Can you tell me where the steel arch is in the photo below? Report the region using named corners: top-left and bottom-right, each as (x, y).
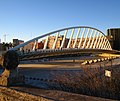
top-left (10, 26), bottom-right (112, 51)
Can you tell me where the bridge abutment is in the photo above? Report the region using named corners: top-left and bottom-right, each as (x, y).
top-left (0, 50), bottom-right (25, 86)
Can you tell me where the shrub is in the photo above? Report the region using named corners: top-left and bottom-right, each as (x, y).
top-left (50, 66), bottom-right (120, 100)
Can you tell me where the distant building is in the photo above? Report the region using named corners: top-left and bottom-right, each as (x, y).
top-left (0, 43), bottom-right (3, 51)
top-left (22, 41), bottom-right (44, 51)
top-left (23, 42), bottom-right (34, 51)
top-left (37, 41), bottom-right (44, 49)
top-left (13, 39), bottom-right (19, 47)
top-left (13, 39), bottom-right (24, 47)
top-left (41, 36), bottom-right (101, 49)
top-left (0, 43), bottom-right (10, 51)
top-left (46, 35), bottom-right (69, 49)
top-left (18, 40), bottom-right (24, 44)
top-left (107, 28), bottom-right (120, 50)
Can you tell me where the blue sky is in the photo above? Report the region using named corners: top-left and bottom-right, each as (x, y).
top-left (0, 0), bottom-right (120, 43)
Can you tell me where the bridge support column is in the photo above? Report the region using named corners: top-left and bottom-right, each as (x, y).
top-left (82, 28), bottom-right (90, 48)
top-left (93, 31), bottom-right (99, 49)
top-left (33, 40), bottom-right (38, 51)
top-left (43, 36), bottom-right (49, 49)
top-left (78, 28), bottom-right (86, 48)
top-left (67, 29), bottom-right (75, 48)
top-left (101, 37), bottom-right (106, 49)
top-left (73, 28), bottom-right (80, 48)
top-left (52, 32), bottom-right (59, 49)
top-left (0, 50), bottom-right (25, 86)
top-left (106, 40), bottom-right (110, 50)
top-left (99, 36), bottom-right (104, 49)
top-left (60, 30), bottom-right (68, 49)
top-left (96, 32), bottom-right (102, 49)
top-left (90, 30), bottom-right (96, 48)
top-left (86, 29), bottom-right (93, 48)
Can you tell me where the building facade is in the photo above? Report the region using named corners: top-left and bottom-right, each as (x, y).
top-left (107, 28), bottom-right (120, 50)
top-left (45, 36), bottom-right (69, 49)
top-left (13, 39), bottom-right (24, 47)
top-left (0, 43), bottom-right (3, 51)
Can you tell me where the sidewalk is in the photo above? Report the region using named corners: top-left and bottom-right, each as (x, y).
top-left (11, 86), bottom-right (116, 101)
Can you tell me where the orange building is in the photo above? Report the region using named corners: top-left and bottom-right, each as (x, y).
top-left (37, 41), bottom-right (44, 49)
top-left (46, 36), bottom-right (69, 49)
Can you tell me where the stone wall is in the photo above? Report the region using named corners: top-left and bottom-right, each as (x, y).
top-left (0, 86), bottom-right (53, 101)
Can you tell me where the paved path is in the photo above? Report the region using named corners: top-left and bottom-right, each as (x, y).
top-left (11, 86), bottom-right (115, 101)
top-left (18, 58), bottom-right (120, 79)
top-left (17, 58), bottom-right (120, 89)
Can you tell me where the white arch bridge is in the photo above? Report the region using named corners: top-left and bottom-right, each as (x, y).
top-left (10, 26), bottom-right (119, 61)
